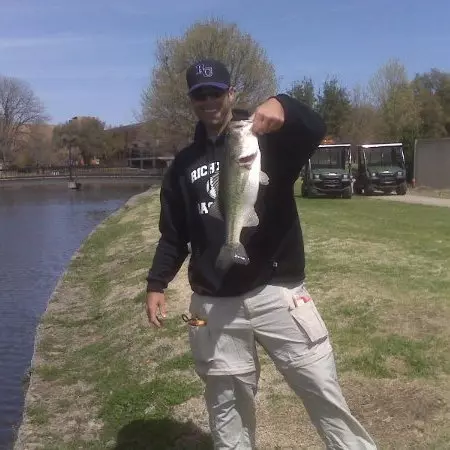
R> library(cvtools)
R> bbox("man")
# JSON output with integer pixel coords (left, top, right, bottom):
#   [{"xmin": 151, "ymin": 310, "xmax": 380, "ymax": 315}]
[{"xmin": 145, "ymin": 58, "xmax": 377, "ymax": 449}]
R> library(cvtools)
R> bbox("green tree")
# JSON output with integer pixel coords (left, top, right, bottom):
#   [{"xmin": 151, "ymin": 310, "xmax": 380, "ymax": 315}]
[
  {"xmin": 103, "ymin": 128, "xmax": 130, "ymax": 163},
  {"xmin": 287, "ymin": 77, "xmax": 316, "ymax": 109},
  {"xmin": 52, "ymin": 116, "xmax": 108, "ymax": 165},
  {"xmin": 141, "ymin": 17, "xmax": 278, "ymax": 151},
  {"xmin": 412, "ymin": 69, "xmax": 450, "ymax": 137},
  {"xmin": 316, "ymin": 77, "xmax": 351, "ymax": 140}
]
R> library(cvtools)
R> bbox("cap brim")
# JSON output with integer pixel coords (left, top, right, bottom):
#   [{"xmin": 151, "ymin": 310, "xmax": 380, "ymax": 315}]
[{"xmin": 188, "ymin": 82, "xmax": 229, "ymax": 93}]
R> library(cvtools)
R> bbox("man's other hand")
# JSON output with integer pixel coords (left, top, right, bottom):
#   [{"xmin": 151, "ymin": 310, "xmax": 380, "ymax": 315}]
[{"xmin": 146, "ymin": 291, "xmax": 166, "ymax": 328}]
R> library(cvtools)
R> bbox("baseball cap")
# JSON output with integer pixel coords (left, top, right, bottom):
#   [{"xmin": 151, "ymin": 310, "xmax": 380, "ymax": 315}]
[{"xmin": 186, "ymin": 59, "xmax": 231, "ymax": 93}]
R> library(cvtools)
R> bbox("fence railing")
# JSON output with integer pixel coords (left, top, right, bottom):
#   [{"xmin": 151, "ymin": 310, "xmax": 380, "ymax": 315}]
[{"xmin": 0, "ymin": 166, "xmax": 167, "ymax": 179}]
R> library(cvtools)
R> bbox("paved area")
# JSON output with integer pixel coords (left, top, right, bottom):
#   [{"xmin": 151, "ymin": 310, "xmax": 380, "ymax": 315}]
[{"xmin": 371, "ymin": 193, "xmax": 450, "ymax": 208}]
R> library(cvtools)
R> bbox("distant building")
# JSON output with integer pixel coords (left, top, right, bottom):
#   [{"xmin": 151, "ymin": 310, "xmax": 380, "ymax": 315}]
[
  {"xmin": 414, "ymin": 138, "xmax": 450, "ymax": 189},
  {"xmin": 105, "ymin": 123, "xmax": 175, "ymax": 169}
]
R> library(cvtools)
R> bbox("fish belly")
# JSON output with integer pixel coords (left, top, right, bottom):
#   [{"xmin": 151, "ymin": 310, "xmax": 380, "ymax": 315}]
[{"xmin": 225, "ymin": 163, "xmax": 260, "ymax": 245}]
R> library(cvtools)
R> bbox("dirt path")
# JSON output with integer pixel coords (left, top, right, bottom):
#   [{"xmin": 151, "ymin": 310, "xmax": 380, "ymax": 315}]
[{"xmin": 370, "ymin": 193, "xmax": 450, "ymax": 208}]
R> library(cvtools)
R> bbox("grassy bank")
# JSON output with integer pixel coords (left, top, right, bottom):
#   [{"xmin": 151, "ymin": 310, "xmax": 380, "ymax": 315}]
[{"xmin": 15, "ymin": 186, "xmax": 450, "ymax": 449}]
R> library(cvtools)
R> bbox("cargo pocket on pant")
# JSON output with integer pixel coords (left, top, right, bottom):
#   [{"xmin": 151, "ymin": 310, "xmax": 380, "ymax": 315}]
[
  {"xmin": 289, "ymin": 299, "xmax": 329, "ymax": 346},
  {"xmin": 188, "ymin": 324, "xmax": 213, "ymax": 369}
]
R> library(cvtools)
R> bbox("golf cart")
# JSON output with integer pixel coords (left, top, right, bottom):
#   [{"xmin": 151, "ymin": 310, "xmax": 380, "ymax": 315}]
[
  {"xmin": 301, "ymin": 144, "xmax": 353, "ymax": 198},
  {"xmin": 353, "ymin": 143, "xmax": 407, "ymax": 195}
]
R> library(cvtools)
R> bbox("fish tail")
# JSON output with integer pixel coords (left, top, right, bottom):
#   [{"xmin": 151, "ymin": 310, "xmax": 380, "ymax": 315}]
[{"xmin": 216, "ymin": 243, "xmax": 249, "ymax": 271}]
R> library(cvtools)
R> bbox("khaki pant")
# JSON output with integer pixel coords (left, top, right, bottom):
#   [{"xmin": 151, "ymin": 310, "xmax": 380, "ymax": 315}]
[{"xmin": 187, "ymin": 282, "xmax": 377, "ymax": 450}]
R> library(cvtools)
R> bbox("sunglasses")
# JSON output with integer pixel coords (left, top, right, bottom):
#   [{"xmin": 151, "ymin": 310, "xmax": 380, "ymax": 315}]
[{"xmin": 190, "ymin": 88, "xmax": 228, "ymax": 102}]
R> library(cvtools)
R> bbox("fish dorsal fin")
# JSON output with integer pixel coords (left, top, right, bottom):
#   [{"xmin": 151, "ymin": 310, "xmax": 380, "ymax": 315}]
[
  {"xmin": 244, "ymin": 208, "xmax": 259, "ymax": 227},
  {"xmin": 259, "ymin": 171, "xmax": 269, "ymax": 185},
  {"xmin": 208, "ymin": 200, "xmax": 223, "ymax": 220}
]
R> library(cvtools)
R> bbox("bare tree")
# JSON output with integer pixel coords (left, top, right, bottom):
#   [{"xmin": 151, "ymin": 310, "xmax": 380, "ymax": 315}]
[
  {"xmin": 340, "ymin": 84, "xmax": 382, "ymax": 144},
  {"xmin": 368, "ymin": 58, "xmax": 407, "ymax": 108},
  {"xmin": 368, "ymin": 59, "xmax": 421, "ymax": 141},
  {"xmin": 0, "ymin": 75, "xmax": 48, "ymax": 163},
  {"xmin": 11, "ymin": 124, "xmax": 54, "ymax": 168},
  {"xmin": 141, "ymin": 17, "xmax": 278, "ymax": 152}
]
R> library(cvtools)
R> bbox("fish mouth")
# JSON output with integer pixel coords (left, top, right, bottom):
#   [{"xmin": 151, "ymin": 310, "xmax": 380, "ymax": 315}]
[
  {"xmin": 230, "ymin": 119, "xmax": 253, "ymax": 128},
  {"xmin": 238, "ymin": 153, "xmax": 257, "ymax": 168}
]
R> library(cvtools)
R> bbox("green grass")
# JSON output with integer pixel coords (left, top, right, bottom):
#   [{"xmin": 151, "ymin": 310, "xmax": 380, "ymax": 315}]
[
  {"xmin": 26, "ymin": 404, "xmax": 49, "ymax": 426},
  {"xmin": 101, "ymin": 376, "xmax": 203, "ymax": 427},
  {"xmin": 294, "ymin": 189, "xmax": 450, "ymax": 383},
  {"xmin": 157, "ymin": 352, "xmax": 196, "ymax": 373},
  {"xmin": 17, "ymin": 187, "xmax": 450, "ymax": 449}
]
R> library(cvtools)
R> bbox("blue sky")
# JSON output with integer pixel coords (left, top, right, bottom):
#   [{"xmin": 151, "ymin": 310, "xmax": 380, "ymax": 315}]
[{"xmin": 1, "ymin": 0, "xmax": 449, "ymax": 127}]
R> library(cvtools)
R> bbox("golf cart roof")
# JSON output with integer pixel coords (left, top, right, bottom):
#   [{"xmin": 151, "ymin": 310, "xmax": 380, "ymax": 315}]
[
  {"xmin": 318, "ymin": 144, "xmax": 351, "ymax": 148},
  {"xmin": 360, "ymin": 143, "xmax": 403, "ymax": 149}
]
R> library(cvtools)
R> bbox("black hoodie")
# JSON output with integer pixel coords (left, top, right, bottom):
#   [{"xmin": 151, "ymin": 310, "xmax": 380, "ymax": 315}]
[{"xmin": 146, "ymin": 94, "xmax": 326, "ymax": 297}]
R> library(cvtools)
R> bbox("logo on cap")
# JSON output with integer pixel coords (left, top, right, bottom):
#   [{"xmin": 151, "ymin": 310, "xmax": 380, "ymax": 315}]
[{"xmin": 196, "ymin": 64, "xmax": 213, "ymax": 78}]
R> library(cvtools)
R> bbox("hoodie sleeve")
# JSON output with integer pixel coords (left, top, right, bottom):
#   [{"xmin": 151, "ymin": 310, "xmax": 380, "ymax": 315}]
[
  {"xmin": 146, "ymin": 158, "xmax": 190, "ymax": 293},
  {"xmin": 264, "ymin": 93, "xmax": 327, "ymax": 182}
]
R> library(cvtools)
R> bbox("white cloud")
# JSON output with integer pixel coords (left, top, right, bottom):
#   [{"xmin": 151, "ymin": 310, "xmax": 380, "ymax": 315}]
[
  {"xmin": 1, "ymin": 0, "xmax": 93, "ymax": 15},
  {"xmin": 0, "ymin": 34, "xmax": 88, "ymax": 49},
  {"xmin": 0, "ymin": 33, "xmax": 156, "ymax": 50},
  {"xmin": 6, "ymin": 64, "xmax": 152, "ymax": 81}
]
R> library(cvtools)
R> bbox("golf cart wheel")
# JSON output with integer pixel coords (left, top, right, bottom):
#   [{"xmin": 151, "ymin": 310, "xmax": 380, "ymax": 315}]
[
  {"xmin": 365, "ymin": 185, "xmax": 374, "ymax": 196},
  {"xmin": 396, "ymin": 182, "xmax": 407, "ymax": 195},
  {"xmin": 342, "ymin": 186, "xmax": 352, "ymax": 199}
]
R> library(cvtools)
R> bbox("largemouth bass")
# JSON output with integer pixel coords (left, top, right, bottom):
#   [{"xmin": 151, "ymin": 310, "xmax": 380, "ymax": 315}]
[{"xmin": 208, "ymin": 119, "xmax": 269, "ymax": 271}]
